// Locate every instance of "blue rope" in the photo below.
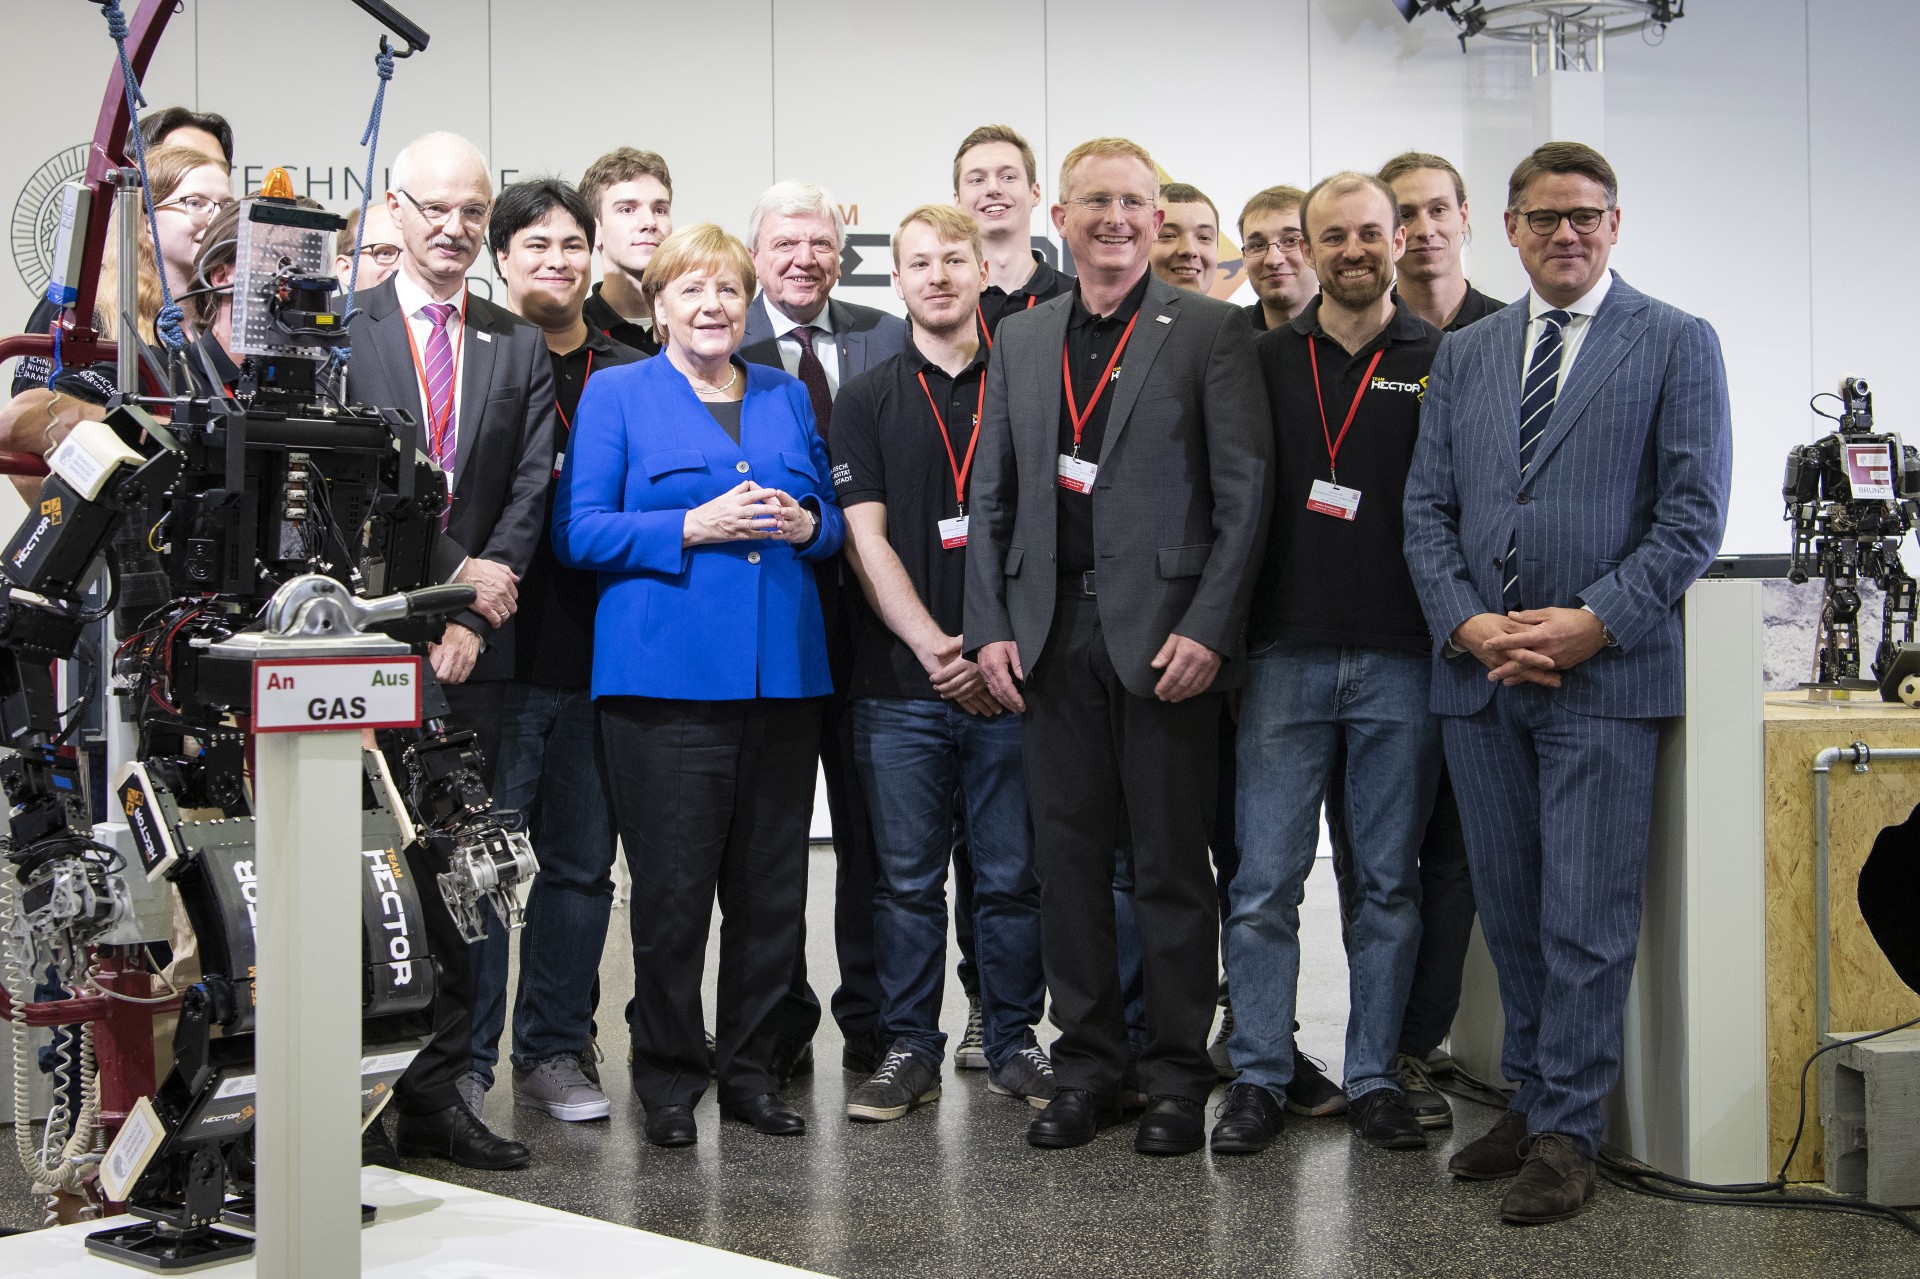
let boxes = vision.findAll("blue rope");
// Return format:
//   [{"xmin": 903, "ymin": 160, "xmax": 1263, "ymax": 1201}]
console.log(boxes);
[
  {"xmin": 100, "ymin": 0, "xmax": 184, "ymax": 351},
  {"xmin": 326, "ymin": 42, "xmax": 397, "ymax": 377}
]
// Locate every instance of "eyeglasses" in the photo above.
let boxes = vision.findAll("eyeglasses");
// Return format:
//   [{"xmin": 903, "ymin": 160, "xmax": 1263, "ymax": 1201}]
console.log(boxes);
[
  {"xmin": 1519, "ymin": 207, "xmax": 1608, "ymax": 236},
  {"xmin": 1242, "ymin": 232, "xmax": 1305, "ymax": 258},
  {"xmin": 154, "ymin": 194, "xmax": 233, "ymax": 224},
  {"xmin": 357, "ymin": 243, "xmax": 403, "ymax": 265},
  {"xmin": 399, "ymin": 188, "xmax": 491, "ymax": 228},
  {"xmin": 1067, "ymin": 194, "xmax": 1153, "ymax": 215}
]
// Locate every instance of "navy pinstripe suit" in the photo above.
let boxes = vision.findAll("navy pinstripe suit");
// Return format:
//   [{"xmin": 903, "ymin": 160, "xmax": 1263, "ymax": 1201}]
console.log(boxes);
[{"xmin": 1402, "ymin": 272, "xmax": 1731, "ymax": 1154}]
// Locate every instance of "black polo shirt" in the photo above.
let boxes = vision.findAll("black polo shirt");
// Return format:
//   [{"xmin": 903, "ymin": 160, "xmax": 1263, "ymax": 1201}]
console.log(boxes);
[
  {"xmin": 1249, "ymin": 295, "xmax": 1442, "ymax": 652},
  {"xmin": 829, "ymin": 338, "xmax": 989, "ymax": 700},
  {"xmin": 516, "ymin": 327, "xmax": 646, "ymax": 688},
  {"xmin": 978, "ymin": 250, "xmax": 1073, "ymax": 345},
  {"xmin": 1056, "ymin": 270, "xmax": 1150, "ymax": 575},
  {"xmin": 582, "ymin": 282, "xmax": 660, "ymax": 356},
  {"xmin": 12, "ymin": 298, "xmax": 120, "ymax": 404},
  {"xmin": 1243, "ymin": 301, "xmax": 1270, "ymax": 333},
  {"xmin": 1448, "ymin": 283, "xmax": 1504, "ymax": 332}
]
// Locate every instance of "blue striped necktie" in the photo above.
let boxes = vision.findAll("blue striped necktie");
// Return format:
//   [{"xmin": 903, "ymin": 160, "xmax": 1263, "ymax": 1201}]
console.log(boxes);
[{"xmin": 1503, "ymin": 308, "xmax": 1572, "ymax": 611}]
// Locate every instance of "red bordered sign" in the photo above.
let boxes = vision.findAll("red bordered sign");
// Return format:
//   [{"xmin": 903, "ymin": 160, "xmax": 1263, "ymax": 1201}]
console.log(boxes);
[{"xmin": 251, "ymin": 656, "xmax": 423, "ymax": 734}]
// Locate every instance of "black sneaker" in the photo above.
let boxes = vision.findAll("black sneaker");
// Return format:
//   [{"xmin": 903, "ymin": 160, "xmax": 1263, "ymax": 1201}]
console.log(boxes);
[
  {"xmin": 1347, "ymin": 1088, "xmax": 1428, "ymax": 1150},
  {"xmin": 987, "ymin": 1044, "xmax": 1057, "ymax": 1109},
  {"xmin": 955, "ymin": 997, "xmax": 988, "ymax": 1070},
  {"xmin": 1396, "ymin": 1051, "xmax": 1453, "ymax": 1129},
  {"xmin": 845, "ymin": 1047, "xmax": 941, "ymax": 1122},
  {"xmin": 1207, "ymin": 1001, "xmax": 1236, "ymax": 1080},
  {"xmin": 1284, "ymin": 1049, "xmax": 1348, "ymax": 1117}
]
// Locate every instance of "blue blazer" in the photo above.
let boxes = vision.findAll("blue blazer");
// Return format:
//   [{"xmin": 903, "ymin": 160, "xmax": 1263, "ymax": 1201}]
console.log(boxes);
[
  {"xmin": 1402, "ymin": 274, "xmax": 1732, "ymax": 720},
  {"xmin": 551, "ymin": 357, "xmax": 846, "ymax": 701}
]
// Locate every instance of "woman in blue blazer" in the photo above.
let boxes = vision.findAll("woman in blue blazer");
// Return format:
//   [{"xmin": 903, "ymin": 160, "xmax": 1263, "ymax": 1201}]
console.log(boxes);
[{"xmin": 552, "ymin": 224, "xmax": 844, "ymax": 1148}]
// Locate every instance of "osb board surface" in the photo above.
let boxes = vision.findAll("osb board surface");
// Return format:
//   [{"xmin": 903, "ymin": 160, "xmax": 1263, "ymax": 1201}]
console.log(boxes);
[{"xmin": 1765, "ymin": 708, "xmax": 1920, "ymax": 1181}]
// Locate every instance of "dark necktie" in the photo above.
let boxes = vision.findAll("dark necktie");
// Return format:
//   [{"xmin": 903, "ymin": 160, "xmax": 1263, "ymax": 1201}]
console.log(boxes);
[
  {"xmin": 795, "ymin": 325, "xmax": 832, "ymax": 437},
  {"xmin": 1503, "ymin": 308, "xmax": 1572, "ymax": 611}
]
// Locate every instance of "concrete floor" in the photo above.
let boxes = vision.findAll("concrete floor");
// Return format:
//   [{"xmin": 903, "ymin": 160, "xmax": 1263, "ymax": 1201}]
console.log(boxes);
[{"xmin": 4, "ymin": 853, "xmax": 1915, "ymax": 1276}]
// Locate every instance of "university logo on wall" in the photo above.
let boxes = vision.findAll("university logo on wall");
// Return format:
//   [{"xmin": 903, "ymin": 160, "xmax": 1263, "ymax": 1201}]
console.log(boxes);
[{"xmin": 11, "ymin": 144, "xmax": 88, "ymax": 298}]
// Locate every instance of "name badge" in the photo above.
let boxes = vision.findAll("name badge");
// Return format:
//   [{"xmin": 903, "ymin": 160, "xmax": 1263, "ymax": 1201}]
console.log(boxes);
[
  {"xmin": 1056, "ymin": 453, "xmax": 1099, "ymax": 493},
  {"xmin": 938, "ymin": 515, "xmax": 969, "ymax": 549},
  {"xmin": 1306, "ymin": 479, "xmax": 1362, "ymax": 521},
  {"xmin": 552, "ymin": 450, "xmax": 565, "ymax": 479}
]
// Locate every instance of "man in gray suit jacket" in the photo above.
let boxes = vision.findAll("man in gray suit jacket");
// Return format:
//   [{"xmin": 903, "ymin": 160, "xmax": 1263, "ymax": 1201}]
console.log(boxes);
[
  {"xmin": 737, "ymin": 181, "xmax": 908, "ymax": 1080},
  {"xmin": 1403, "ymin": 143, "xmax": 1731, "ymax": 1224},
  {"xmin": 966, "ymin": 138, "xmax": 1271, "ymax": 1157}
]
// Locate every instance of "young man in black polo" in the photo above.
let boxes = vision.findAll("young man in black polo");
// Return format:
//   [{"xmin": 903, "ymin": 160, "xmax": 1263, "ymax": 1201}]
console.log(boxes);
[
  {"xmin": 954, "ymin": 125, "xmax": 1074, "ymax": 345},
  {"xmin": 829, "ymin": 205, "xmax": 1051, "ymax": 1121},
  {"xmin": 578, "ymin": 147, "xmax": 672, "ymax": 355},
  {"xmin": 1379, "ymin": 151, "xmax": 1502, "ymax": 334},
  {"xmin": 467, "ymin": 178, "xmax": 644, "ymax": 1124},
  {"xmin": 1212, "ymin": 173, "xmax": 1445, "ymax": 1157}
]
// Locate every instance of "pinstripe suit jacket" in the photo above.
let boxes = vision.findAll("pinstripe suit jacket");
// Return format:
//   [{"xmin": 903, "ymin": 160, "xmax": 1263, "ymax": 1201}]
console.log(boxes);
[{"xmin": 1402, "ymin": 273, "xmax": 1732, "ymax": 719}]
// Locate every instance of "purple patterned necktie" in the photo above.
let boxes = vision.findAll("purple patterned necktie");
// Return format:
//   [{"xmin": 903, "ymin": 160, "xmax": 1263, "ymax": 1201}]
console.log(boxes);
[{"xmin": 421, "ymin": 301, "xmax": 458, "ymax": 527}]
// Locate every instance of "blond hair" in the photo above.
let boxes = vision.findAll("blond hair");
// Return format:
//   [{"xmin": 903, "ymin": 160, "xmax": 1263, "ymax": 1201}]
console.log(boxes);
[
  {"xmin": 95, "ymin": 145, "xmax": 228, "ymax": 342},
  {"xmin": 641, "ymin": 224, "xmax": 757, "ymax": 340},
  {"xmin": 952, "ymin": 125, "xmax": 1038, "ymax": 192},
  {"xmin": 892, "ymin": 204, "xmax": 983, "ymax": 268},
  {"xmin": 1057, "ymin": 137, "xmax": 1156, "ymax": 203}
]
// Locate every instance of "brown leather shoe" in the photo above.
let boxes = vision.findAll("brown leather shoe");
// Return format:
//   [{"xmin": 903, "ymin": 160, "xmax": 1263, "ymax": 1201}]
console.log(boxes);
[
  {"xmin": 1500, "ymin": 1132, "xmax": 1596, "ymax": 1224},
  {"xmin": 1448, "ymin": 1108, "xmax": 1529, "ymax": 1180}
]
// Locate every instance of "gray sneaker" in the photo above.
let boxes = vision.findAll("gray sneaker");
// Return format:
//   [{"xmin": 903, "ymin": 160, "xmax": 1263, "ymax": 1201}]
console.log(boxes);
[
  {"xmin": 845, "ymin": 1047, "xmax": 941, "ymax": 1122},
  {"xmin": 955, "ymin": 997, "xmax": 988, "ymax": 1070},
  {"xmin": 1208, "ymin": 1001, "xmax": 1236, "ymax": 1080},
  {"xmin": 1396, "ymin": 1051, "xmax": 1453, "ymax": 1129},
  {"xmin": 987, "ymin": 1044, "xmax": 1058, "ymax": 1109},
  {"xmin": 513, "ymin": 1055, "xmax": 611, "ymax": 1122},
  {"xmin": 455, "ymin": 1069, "xmax": 486, "ymax": 1118}
]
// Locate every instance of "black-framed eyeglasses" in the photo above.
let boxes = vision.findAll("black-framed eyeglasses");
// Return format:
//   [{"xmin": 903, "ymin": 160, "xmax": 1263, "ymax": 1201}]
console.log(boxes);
[
  {"xmin": 1067, "ymin": 194, "xmax": 1153, "ymax": 215},
  {"xmin": 1242, "ymin": 232, "xmax": 1306, "ymax": 258},
  {"xmin": 398, "ymin": 188, "xmax": 490, "ymax": 228},
  {"xmin": 357, "ymin": 243, "xmax": 402, "ymax": 265},
  {"xmin": 1519, "ymin": 207, "xmax": 1608, "ymax": 236}
]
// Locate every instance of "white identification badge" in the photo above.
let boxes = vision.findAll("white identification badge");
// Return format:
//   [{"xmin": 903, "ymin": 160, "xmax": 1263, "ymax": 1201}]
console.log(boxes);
[
  {"xmin": 1056, "ymin": 453, "xmax": 1099, "ymax": 493},
  {"xmin": 1307, "ymin": 479, "xmax": 1362, "ymax": 521},
  {"xmin": 552, "ymin": 450, "xmax": 565, "ymax": 479},
  {"xmin": 938, "ymin": 515, "xmax": 970, "ymax": 549}
]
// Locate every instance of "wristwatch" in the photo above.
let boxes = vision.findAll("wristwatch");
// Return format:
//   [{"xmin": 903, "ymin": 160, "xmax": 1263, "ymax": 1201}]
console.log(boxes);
[{"xmin": 1582, "ymin": 603, "xmax": 1618, "ymax": 647}]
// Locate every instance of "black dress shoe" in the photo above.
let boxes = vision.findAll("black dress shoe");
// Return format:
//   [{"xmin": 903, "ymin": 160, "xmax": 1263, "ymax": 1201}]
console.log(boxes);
[
  {"xmin": 394, "ymin": 1104, "xmax": 531, "ymax": 1170},
  {"xmin": 1347, "ymin": 1088, "xmax": 1428, "ymax": 1150},
  {"xmin": 1134, "ymin": 1095, "xmax": 1205, "ymax": 1156},
  {"xmin": 721, "ymin": 1092, "xmax": 806, "ymax": 1136},
  {"xmin": 1449, "ymin": 1108, "xmax": 1529, "ymax": 1180},
  {"xmin": 1501, "ymin": 1132, "xmax": 1596, "ymax": 1224},
  {"xmin": 841, "ymin": 1028, "xmax": 885, "ymax": 1076},
  {"xmin": 643, "ymin": 1104, "xmax": 698, "ymax": 1147},
  {"xmin": 1209, "ymin": 1083, "xmax": 1284, "ymax": 1155},
  {"xmin": 772, "ymin": 1036, "xmax": 813, "ymax": 1083},
  {"xmin": 1027, "ymin": 1088, "xmax": 1122, "ymax": 1148},
  {"xmin": 361, "ymin": 1113, "xmax": 399, "ymax": 1168}
]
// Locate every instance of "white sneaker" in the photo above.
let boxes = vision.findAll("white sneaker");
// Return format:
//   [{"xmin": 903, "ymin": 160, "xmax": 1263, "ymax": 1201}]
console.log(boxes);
[
  {"xmin": 513, "ymin": 1056, "xmax": 611, "ymax": 1121},
  {"xmin": 955, "ymin": 996, "xmax": 988, "ymax": 1070}
]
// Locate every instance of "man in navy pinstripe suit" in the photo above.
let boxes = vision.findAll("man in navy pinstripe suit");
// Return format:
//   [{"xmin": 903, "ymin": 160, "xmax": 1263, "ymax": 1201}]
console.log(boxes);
[{"xmin": 1402, "ymin": 142, "xmax": 1731, "ymax": 1224}]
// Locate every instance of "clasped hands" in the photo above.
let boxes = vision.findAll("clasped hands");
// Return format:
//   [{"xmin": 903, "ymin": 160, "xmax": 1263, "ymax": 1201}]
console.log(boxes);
[
  {"xmin": 917, "ymin": 632, "xmax": 1000, "ymax": 718},
  {"xmin": 1452, "ymin": 607, "xmax": 1608, "ymax": 688},
  {"xmin": 684, "ymin": 480, "xmax": 816, "ymax": 547}
]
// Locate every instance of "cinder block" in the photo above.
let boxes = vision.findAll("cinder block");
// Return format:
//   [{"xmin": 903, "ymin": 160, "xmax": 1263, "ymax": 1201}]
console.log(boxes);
[{"xmin": 1819, "ymin": 1027, "xmax": 1920, "ymax": 1205}]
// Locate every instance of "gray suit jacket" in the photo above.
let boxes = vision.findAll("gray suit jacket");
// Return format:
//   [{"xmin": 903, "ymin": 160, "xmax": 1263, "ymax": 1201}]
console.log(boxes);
[
  {"xmin": 1402, "ymin": 273, "xmax": 1732, "ymax": 719},
  {"xmin": 965, "ymin": 271, "xmax": 1273, "ymax": 698},
  {"xmin": 738, "ymin": 294, "xmax": 907, "ymax": 384},
  {"xmin": 344, "ymin": 276, "xmax": 558, "ymax": 680}
]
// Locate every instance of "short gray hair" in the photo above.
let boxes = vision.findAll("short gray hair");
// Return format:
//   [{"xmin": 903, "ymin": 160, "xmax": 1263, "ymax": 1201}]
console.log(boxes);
[
  {"xmin": 389, "ymin": 131, "xmax": 491, "ymax": 195},
  {"xmin": 747, "ymin": 180, "xmax": 844, "ymax": 253}
]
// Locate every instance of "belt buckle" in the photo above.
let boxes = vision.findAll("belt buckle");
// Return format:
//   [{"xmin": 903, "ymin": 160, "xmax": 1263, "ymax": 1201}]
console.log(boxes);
[{"xmin": 1079, "ymin": 570, "xmax": 1097, "ymax": 596}]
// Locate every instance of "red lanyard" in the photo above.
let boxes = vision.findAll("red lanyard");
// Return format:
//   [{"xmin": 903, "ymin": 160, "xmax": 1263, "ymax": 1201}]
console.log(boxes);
[
  {"xmin": 554, "ymin": 350, "xmax": 594, "ymax": 434},
  {"xmin": 401, "ymin": 291, "xmax": 469, "ymax": 460},
  {"xmin": 1062, "ymin": 312, "xmax": 1139, "ymax": 456},
  {"xmin": 976, "ymin": 295, "xmax": 1037, "ymax": 351},
  {"xmin": 1307, "ymin": 336, "xmax": 1383, "ymax": 483},
  {"xmin": 917, "ymin": 369, "xmax": 986, "ymax": 513}
]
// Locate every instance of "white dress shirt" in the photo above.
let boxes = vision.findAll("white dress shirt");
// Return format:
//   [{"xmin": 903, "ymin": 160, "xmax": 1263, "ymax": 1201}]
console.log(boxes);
[
  {"xmin": 764, "ymin": 298, "xmax": 842, "ymax": 395},
  {"xmin": 393, "ymin": 266, "xmax": 469, "ymax": 483},
  {"xmin": 1521, "ymin": 270, "xmax": 1612, "ymax": 394}
]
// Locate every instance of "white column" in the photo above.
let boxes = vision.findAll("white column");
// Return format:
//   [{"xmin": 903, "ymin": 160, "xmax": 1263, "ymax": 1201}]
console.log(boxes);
[
  {"xmin": 252, "ymin": 727, "xmax": 362, "ymax": 1279},
  {"xmin": 1530, "ymin": 19, "xmax": 1607, "ymax": 149}
]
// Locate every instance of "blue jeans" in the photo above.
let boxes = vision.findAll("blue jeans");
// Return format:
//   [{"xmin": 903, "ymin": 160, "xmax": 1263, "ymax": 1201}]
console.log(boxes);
[
  {"xmin": 1227, "ymin": 640, "xmax": 1440, "ymax": 1101},
  {"xmin": 470, "ymin": 683, "xmax": 617, "ymax": 1084},
  {"xmin": 851, "ymin": 697, "xmax": 1043, "ymax": 1070}
]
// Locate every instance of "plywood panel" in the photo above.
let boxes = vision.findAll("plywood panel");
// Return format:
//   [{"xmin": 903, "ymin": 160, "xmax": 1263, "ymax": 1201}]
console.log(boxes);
[{"xmin": 1763, "ymin": 692, "xmax": 1920, "ymax": 1181}]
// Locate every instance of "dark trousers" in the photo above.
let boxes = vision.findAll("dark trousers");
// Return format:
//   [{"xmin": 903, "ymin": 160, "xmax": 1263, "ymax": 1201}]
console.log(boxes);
[
  {"xmin": 601, "ymin": 694, "xmax": 822, "ymax": 1110},
  {"xmin": 1326, "ymin": 751, "xmax": 1476, "ymax": 1060},
  {"xmin": 774, "ymin": 571, "xmax": 884, "ymax": 1047},
  {"xmin": 1024, "ymin": 593, "xmax": 1221, "ymax": 1103},
  {"xmin": 396, "ymin": 677, "xmax": 505, "ymax": 1116}
]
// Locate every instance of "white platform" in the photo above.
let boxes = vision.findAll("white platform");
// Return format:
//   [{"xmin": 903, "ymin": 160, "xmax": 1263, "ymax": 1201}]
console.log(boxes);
[{"xmin": 0, "ymin": 1168, "xmax": 827, "ymax": 1277}]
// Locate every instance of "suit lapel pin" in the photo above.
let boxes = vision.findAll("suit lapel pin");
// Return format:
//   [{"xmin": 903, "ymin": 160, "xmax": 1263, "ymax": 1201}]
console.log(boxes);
[
  {"xmin": 476, "ymin": 331, "xmax": 492, "ymax": 343},
  {"xmin": 1156, "ymin": 315, "xmax": 1172, "ymax": 324}
]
